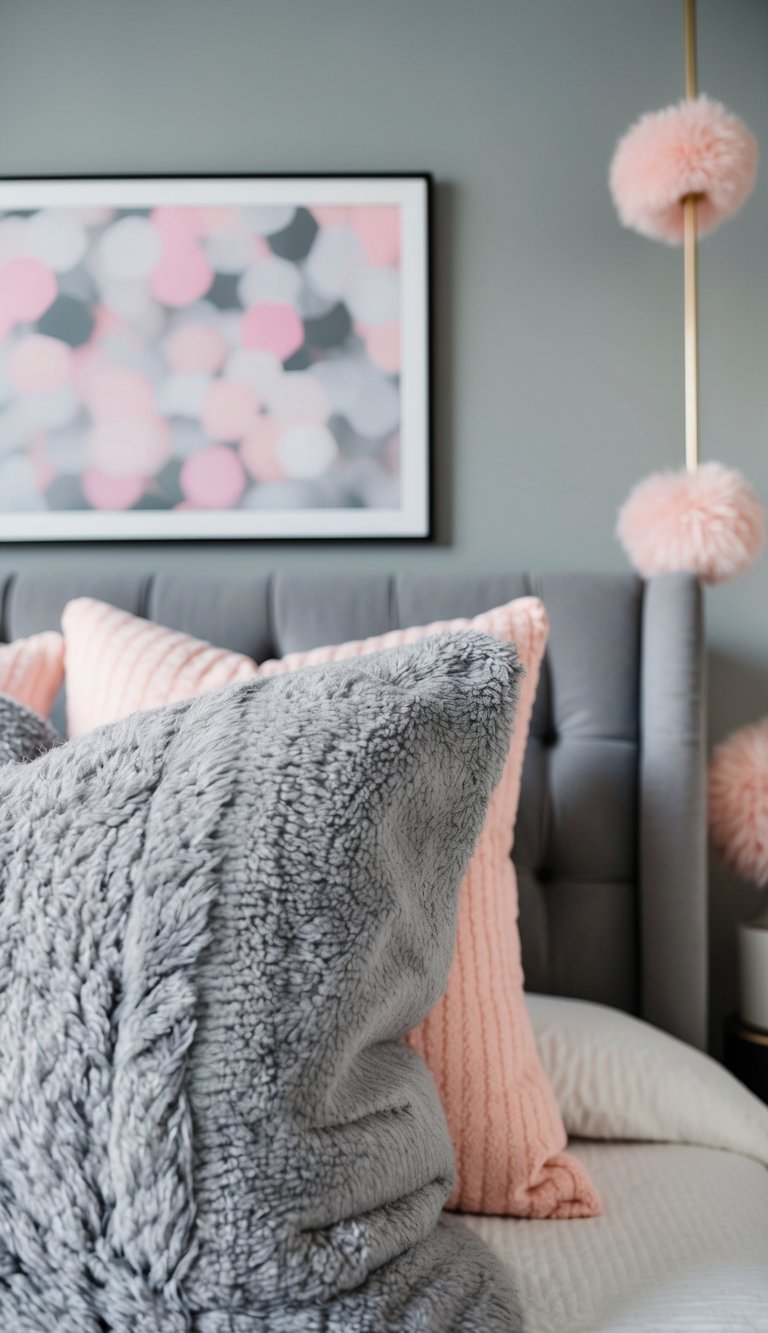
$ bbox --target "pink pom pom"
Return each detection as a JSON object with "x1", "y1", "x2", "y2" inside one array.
[
  {"x1": 616, "y1": 462, "x2": 765, "y2": 584},
  {"x1": 610, "y1": 95, "x2": 758, "y2": 243},
  {"x1": 709, "y1": 721, "x2": 768, "y2": 886}
]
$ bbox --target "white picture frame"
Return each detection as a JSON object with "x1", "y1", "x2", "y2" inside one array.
[{"x1": 0, "y1": 174, "x2": 431, "y2": 540}]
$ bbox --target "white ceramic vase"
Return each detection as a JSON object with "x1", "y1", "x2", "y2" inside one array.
[{"x1": 738, "y1": 893, "x2": 768, "y2": 1032}]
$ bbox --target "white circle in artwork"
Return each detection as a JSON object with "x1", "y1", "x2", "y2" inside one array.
[
  {"x1": 294, "y1": 279, "x2": 337, "y2": 319},
  {"x1": 0, "y1": 455, "x2": 45, "y2": 511},
  {"x1": 312, "y1": 358, "x2": 370, "y2": 415},
  {"x1": 100, "y1": 280, "x2": 159, "y2": 326},
  {"x1": 224, "y1": 348, "x2": 281, "y2": 397},
  {"x1": 0, "y1": 343, "x2": 15, "y2": 408},
  {"x1": 97, "y1": 215, "x2": 163, "y2": 281},
  {"x1": 243, "y1": 479, "x2": 317, "y2": 510},
  {"x1": 346, "y1": 266, "x2": 400, "y2": 325},
  {"x1": 45, "y1": 428, "x2": 88, "y2": 474},
  {"x1": 25, "y1": 209, "x2": 88, "y2": 273},
  {"x1": 0, "y1": 216, "x2": 28, "y2": 263},
  {"x1": 268, "y1": 372, "x2": 330, "y2": 423},
  {"x1": 304, "y1": 226, "x2": 367, "y2": 299},
  {"x1": 168, "y1": 299, "x2": 219, "y2": 329},
  {"x1": 128, "y1": 300, "x2": 165, "y2": 343},
  {"x1": 99, "y1": 333, "x2": 165, "y2": 383},
  {"x1": 0, "y1": 402, "x2": 30, "y2": 451},
  {"x1": 276, "y1": 423, "x2": 338, "y2": 480},
  {"x1": 205, "y1": 229, "x2": 254, "y2": 275},
  {"x1": 345, "y1": 374, "x2": 399, "y2": 438},
  {"x1": 21, "y1": 386, "x2": 80, "y2": 430},
  {"x1": 359, "y1": 467, "x2": 399, "y2": 508},
  {"x1": 216, "y1": 310, "x2": 243, "y2": 348},
  {"x1": 244, "y1": 205, "x2": 296, "y2": 236},
  {"x1": 157, "y1": 372, "x2": 211, "y2": 418},
  {"x1": 238, "y1": 257, "x2": 302, "y2": 308}
]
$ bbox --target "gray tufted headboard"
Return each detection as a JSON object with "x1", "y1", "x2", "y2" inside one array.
[{"x1": 0, "y1": 566, "x2": 707, "y2": 1049}]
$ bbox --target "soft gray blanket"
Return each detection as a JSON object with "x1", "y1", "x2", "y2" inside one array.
[{"x1": 0, "y1": 633, "x2": 522, "y2": 1331}]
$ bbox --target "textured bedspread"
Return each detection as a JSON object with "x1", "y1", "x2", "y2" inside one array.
[{"x1": 466, "y1": 1140, "x2": 768, "y2": 1332}]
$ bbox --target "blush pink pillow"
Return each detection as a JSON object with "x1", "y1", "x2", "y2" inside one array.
[
  {"x1": 62, "y1": 595, "x2": 600, "y2": 1219},
  {"x1": 0, "y1": 632, "x2": 65, "y2": 717},
  {"x1": 63, "y1": 598, "x2": 259, "y2": 738}
]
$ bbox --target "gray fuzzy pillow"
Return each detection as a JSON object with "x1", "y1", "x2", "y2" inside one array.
[
  {"x1": 0, "y1": 632, "x2": 522, "y2": 1331},
  {"x1": 0, "y1": 693, "x2": 61, "y2": 765}
]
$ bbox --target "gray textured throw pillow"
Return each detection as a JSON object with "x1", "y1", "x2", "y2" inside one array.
[
  {"x1": 0, "y1": 632, "x2": 522, "y2": 1331},
  {"x1": 0, "y1": 693, "x2": 61, "y2": 765}
]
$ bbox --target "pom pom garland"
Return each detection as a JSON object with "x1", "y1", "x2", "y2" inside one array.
[
  {"x1": 610, "y1": 95, "x2": 758, "y2": 244},
  {"x1": 616, "y1": 462, "x2": 765, "y2": 584},
  {"x1": 709, "y1": 721, "x2": 768, "y2": 887}
]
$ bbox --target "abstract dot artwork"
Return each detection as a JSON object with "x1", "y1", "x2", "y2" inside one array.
[{"x1": 0, "y1": 178, "x2": 430, "y2": 538}]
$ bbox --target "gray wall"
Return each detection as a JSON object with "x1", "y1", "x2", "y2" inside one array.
[{"x1": 1, "y1": 0, "x2": 766, "y2": 1048}]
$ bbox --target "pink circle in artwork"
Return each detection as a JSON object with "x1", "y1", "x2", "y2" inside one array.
[
  {"x1": 71, "y1": 344, "x2": 110, "y2": 397},
  {"x1": 29, "y1": 432, "x2": 55, "y2": 493},
  {"x1": 180, "y1": 444, "x2": 246, "y2": 508},
  {"x1": 240, "y1": 417, "x2": 285, "y2": 482},
  {"x1": 196, "y1": 206, "x2": 239, "y2": 234},
  {"x1": 250, "y1": 234, "x2": 272, "y2": 261},
  {"x1": 83, "y1": 468, "x2": 145, "y2": 510},
  {"x1": 349, "y1": 206, "x2": 401, "y2": 266},
  {"x1": 359, "y1": 319, "x2": 401, "y2": 374},
  {"x1": 85, "y1": 366, "x2": 156, "y2": 421},
  {"x1": 0, "y1": 256, "x2": 57, "y2": 321},
  {"x1": 165, "y1": 322, "x2": 228, "y2": 374},
  {"x1": 241, "y1": 302, "x2": 304, "y2": 361},
  {"x1": 91, "y1": 303, "x2": 128, "y2": 342},
  {"x1": 311, "y1": 205, "x2": 349, "y2": 228},
  {"x1": 151, "y1": 207, "x2": 203, "y2": 240},
  {"x1": 89, "y1": 415, "x2": 172, "y2": 478},
  {"x1": 150, "y1": 241, "x2": 213, "y2": 308},
  {"x1": 0, "y1": 301, "x2": 14, "y2": 340},
  {"x1": 9, "y1": 335, "x2": 73, "y2": 394},
  {"x1": 201, "y1": 379, "x2": 258, "y2": 441}
]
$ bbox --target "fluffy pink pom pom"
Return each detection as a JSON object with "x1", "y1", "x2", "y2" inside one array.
[
  {"x1": 709, "y1": 721, "x2": 768, "y2": 886},
  {"x1": 616, "y1": 462, "x2": 765, "y2": 584},
  {"x1": 610, "y1": 95, "x2": 758, "y2": 243}
]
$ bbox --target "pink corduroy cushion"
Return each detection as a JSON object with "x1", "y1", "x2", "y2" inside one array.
[
  {"x1": 610, "y1": 95, "x2": 758, "y2": 244},
  {"x1": 0, "y1": 631, "x2": 65, "y2": 717},
  {"x1": 63, "y1": 598, "x2": 259, "y2": 737},
  {"x1": 62, "y1": 594, "x2": 600, "y2": 1219}
]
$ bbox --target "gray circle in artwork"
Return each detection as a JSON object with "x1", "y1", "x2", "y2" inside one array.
[
  {"x1": 329, "y1": 414, "x2": 388, "y2": 460},
  {"x1": 206, "y1": 272, "x2": 241, "y2": 311},
  {"x1": 244, "y1": 480, "x2": 320, "y2": 510},
  {"x1": 268, "y1": 208, "x2": 318, "y2": 263},
  {"x1": 282, "y1": 346, "x2": 312, "y2": 372},
  {"x1": 45, "y1": 474, "x2": 86, "y2": 512},
  {"x1": 302, "y1": 302, "x2": 352, "y2": 349},
  {"x1": 37, "y1": 294, "x2": 95, "y2": 348},
  {"x1": 152, "y1": 460, "x2": 184, "y2": 509},
  {"x1": 45, "y1": 427, "x2": 89, "y2": 475}
]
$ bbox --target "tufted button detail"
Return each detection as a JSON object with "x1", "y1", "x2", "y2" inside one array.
[
  {"x1": 536, "y1": 866, "x2": 553, "y2": 884},
  {"x1": 543, "y1": 729, "x2": 558, "y2": 747}
]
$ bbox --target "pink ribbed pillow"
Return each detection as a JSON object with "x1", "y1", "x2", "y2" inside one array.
[
  {"x1": 62, "y1": 595, "x2": 600, "y2": 1219},
  {"x1": 0, "y1": 632, "x2": 64, "y2": 717},
  {"x1": 63, "y1": 599, "x2": 258, "y2": 737}
]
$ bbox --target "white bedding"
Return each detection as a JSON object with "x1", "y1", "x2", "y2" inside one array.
[{"x1": 464, "y1": 1140, "x2": 768, "y2": 1332}]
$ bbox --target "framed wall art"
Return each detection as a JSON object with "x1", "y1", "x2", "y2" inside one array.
[{"x1": 0, "y1": 174, "x2": 430, "y2": 540}]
